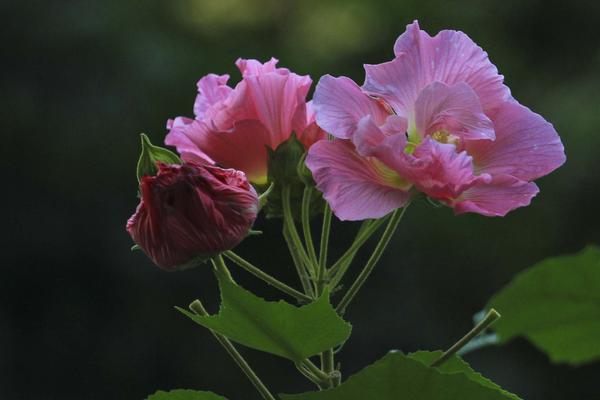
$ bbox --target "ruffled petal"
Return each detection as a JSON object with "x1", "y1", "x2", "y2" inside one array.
[
  {"x1": 352, "y1": 116, "x2": 387, "y2": 156},
  {"x1": 364, "y1": 20, "x2": 510, "y2": 117},
  {"x1": 165, "y1": 117, "x2": 214, "y2": 164},
  {"x1": 452, "y1": 174, "x2": 540, "y2": 216},
  {"x1": 396, "y1": 138, "x2": 490, "y2": 200},
  {"x1": 313, "y1": 75, "x2": 390, "y2": 139},
  {"x1": 363, "y1": 58, "x2": 416, "y2": 120},
  {"x1": 467, "y1": 101, "x2": 566, "y2": 181},
  {"x1": 236, "y1": 57, "x2": 281, "y2": 76},
  {"x1": 296, "y1": 101, "x2": 327, "y2": 149},
  {"x1": 414, "y1": 81, "x2": 494, "y2": 141},
  {"x1": 166, "y1": 118, "x2": 273, "y2": 185},
  {"x1": 243, "y1": 71, "x2": 312, "y2": 144},
  {"x1": 306, "y1": 140, "x2": 410, "y2": 221},
  {"x1": 193, "y1": 74, "x2": 233, "y2": 120}
]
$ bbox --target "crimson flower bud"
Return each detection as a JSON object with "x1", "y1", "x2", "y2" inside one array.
[{"x1": 127, "y1": 162, "x2": 258, "y2": 270}]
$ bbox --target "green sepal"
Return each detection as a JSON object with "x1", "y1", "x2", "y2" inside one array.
[
  {"x1": 264, "y1": 134, "x2": 323, "y2": 219},
  {"x1": 136, "y1": 133, "x2": 182, "y2": 182},
  {"x1": 268, "y1": 133, "x2": 306, "y2": 184}
]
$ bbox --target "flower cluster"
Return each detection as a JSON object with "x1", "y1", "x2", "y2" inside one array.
[{"x1": 127, "y1": 21, "x2": 565, "y2": 269}]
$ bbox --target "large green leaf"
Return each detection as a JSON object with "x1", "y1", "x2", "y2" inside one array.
[
  {"x1": 408, "y1": 351, "x2": 521, "y2": 400},
  {"x1": 487, "y1": 245, "x2": 600, "y2": 365},
  {"x1": 281, "y1": 351, "x2": 519, "y2": 400},
  {"x1": 147, "y1": 389, "x2": 227, "y2": 400},
  {"x1": 177, "y1": 269, "x2": 352, "y2": 362}
]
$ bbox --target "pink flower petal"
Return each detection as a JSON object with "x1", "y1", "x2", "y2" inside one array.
[
  {"x1": 306, "y1": 140, "x2": 410, "y2": 221},
  {"x1": 166, "y1": 118, "x2": 274, "y2": 185},
  {"x1": 352, "y1": 115, "x2": 408, "y2": 157},
  {"x1": 363, "y1": 21, "x2": 510, "y2": 117},
  {"x1": 382, "y1": 138, "x2": 491, "y2": 200},
  {"x1": 296, "y1": 100, "x2": 327, "y2": 149},
  {"x1": 467, "y1": 101, "x2": 566, "y2": 181},
  {"x1": 243, "y1": 71, "x2": 312, "y2": 144},
  {"x1": 313, "y1": 75, "x2": 390, "y2": 139},
  {"x1": 165, "y1": 117, "x2": 214, "y2": 164},
  {"x1": 352, "y1": 116, "x2": 387, "y2": 156},
  {"x1": 415, "y1": 82, "x2": 495, "y2": 141},
  {"x1": 236, "y1": 57, "x2": 281, "y2": 76},
  {"x1": 452, "y1": 174, "x2": 540, "y2": 217},
  {"x1": 193, "y1": 74, "x2": 233, "y2": 120}
]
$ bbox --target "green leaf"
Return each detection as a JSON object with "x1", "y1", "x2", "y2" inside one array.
[
  {"x1": 487, "y1": 245, "x2": 600, "y2": 365},
  {"x1": 281, "y1": 351, "x2": 519, "y2": 400},
  {"x1": 408, "y1": 351, "x2": 521, "y2": 400},
  {"x1": 146, "y1": 389, "x2": 227, "y2": 400},
  {"x1": 136, "y1": 133, "x2": 181, "y2": 181},
  {"x1": 177, "y1": 268, "x2": 352, "y2": 362}
]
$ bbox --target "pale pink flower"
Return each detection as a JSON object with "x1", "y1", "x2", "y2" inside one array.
[
  {"x1": 166, "y1": 58, "x2": 325, "y2": 185},
  {"x1": 307, "y1": 21, "x2": 565, "y2": 220}
]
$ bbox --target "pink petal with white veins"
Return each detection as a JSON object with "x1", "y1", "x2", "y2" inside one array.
[
  {"x1": 468, "y1": 101, "x2": 566, "y2": 181},
  {"x1": 364, "y1": 20, "x2": 510, "y2": 117},
  {"x1": 415, "y1": 81, "x2": 495, "y2": 141},
  {"x1": 400, "y1": 139, "x2": 490, "y2": 200},
  {"x1": 193, "y1": 74, "x2": 233, "y2": 120},
  {"x1": 306, "y1": 140, "x2": 410, "y2": 221},
  {"x1": 453, "y1": 174, "x2": 540, "y2": 217},
  {"x1": 313, "y1": 75, "x2": 390, "y2": 139}
]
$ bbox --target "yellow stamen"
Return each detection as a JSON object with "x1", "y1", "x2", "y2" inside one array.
[{"x1": 431, "y1": 130, "x2": 460, "y2": 145}]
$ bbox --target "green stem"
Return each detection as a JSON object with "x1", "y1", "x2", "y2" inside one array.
[
  {"x1": 336, "y1": 205, "x2": 410, "y2": 314},
  {"x1": 282, "y1": 186, "x2": 316, "y2": 279},
  {"x1": 321, "y1": 348, "x2": 335, "y2": 387},
  {"x1": 430, "y1": 309, "x2": 501, "y2": 368},
  {"x1": 211, "y1": 254, "x2": 234, "y2": 282},
  {"x1": 189, "y1": 300, "x2": 276, "y2": 400},
  {"x1": 301, "y1": 187, "x2": 319, "y2": 266},
  {"x1": 223, "y1": 251, "x2": 312, "y2": 303},
  {"x1": 295, "y1": 363, "x2": 327, "y2": 389},
  {"x1": 283, "y1": 228, "x2": 315, "y2": 298},
  {"x1": 302, "y1": 358, "x2": 332, "y2": 382},
  {"x1": 328, "y1": 219, "x2": 385, "y2": 290},
  {"x1": 317, "y1": 204, "x2": 333, "y2": 295},
  {"x1": 456, "y1": 333, "x2": 499, "y2": 357},
  {"x1": 327, "y1": 216, "x2": 388, "y2": 281}
]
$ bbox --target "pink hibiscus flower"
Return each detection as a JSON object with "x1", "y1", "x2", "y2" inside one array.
[
  {"x1": 307, "y1": 21, "x2": 565, "y2": 220},
  {"x1": 166, "y1": 58, "x2": 325, "y2": 186}
]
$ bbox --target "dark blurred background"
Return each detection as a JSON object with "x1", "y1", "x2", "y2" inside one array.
[{"x1": 3, "y1": 0, "x2": 600, "y2": 398}]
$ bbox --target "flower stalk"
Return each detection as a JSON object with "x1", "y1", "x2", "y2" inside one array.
[
  {"x1": 282, "y1": 185, "x2": 317, "y2": 280},
  {"x1": 317, "y1": 204, "x2": 333, "y2": 295},
  {"x1": 283, "y1": 228, "x2": 315, "y2": 298},
  {"x1": 336, "y1": 204, "x2": 410, "y2": 314},
  {"x1": 189, "y1": 299, "x2": 276, "y2": 400},
  {"x1": 301, "y1": 186, "x2": 319, "y2": 267},
  {"x1": 223, "y1": 250, "x2": 312, "y2": 303},
  {"x1": 430, "y1": 309, "x2": 501, "y2": 368}
]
